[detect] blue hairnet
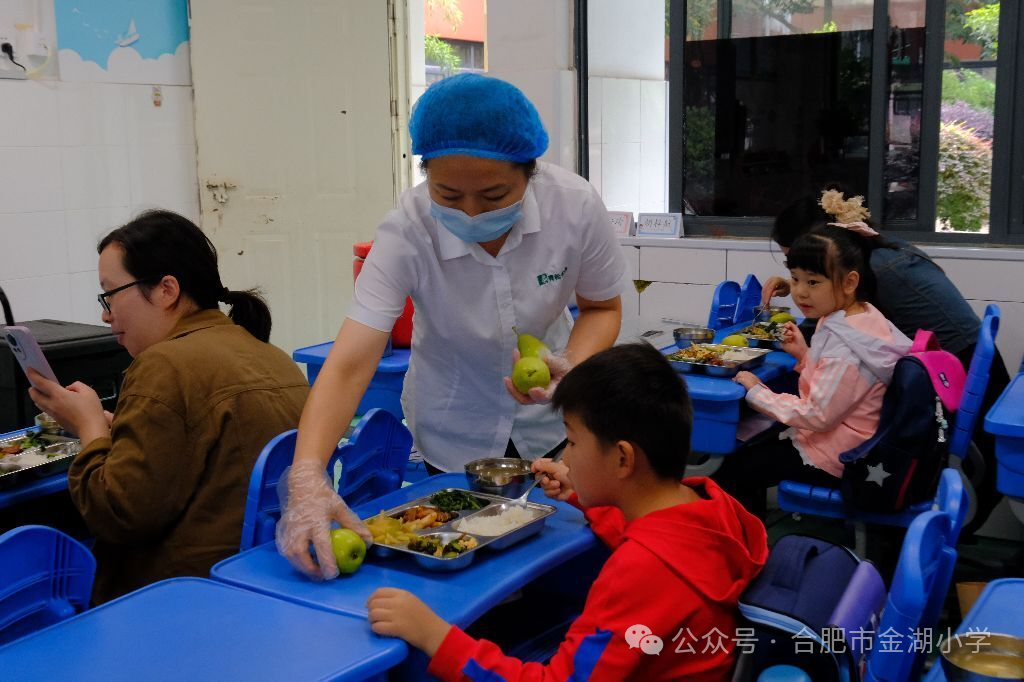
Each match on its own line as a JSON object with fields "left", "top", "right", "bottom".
{"left": 410, "top": 73, "right": 549, "bottom": 163}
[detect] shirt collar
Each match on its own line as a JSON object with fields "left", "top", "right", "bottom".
{"left": 167, "top": 308, "right": 234, "bottom": 340}
{"left": 434, "top": 185, "right": 541, "bottom": 262}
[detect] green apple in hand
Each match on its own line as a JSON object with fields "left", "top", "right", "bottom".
{"left": 512, "top": 356, "right": 551, "bottom": 394}
{"left": 330, "top": 528, "right": 367, "bottom": 574}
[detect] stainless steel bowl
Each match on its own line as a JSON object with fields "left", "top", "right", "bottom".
{"left": 464, "top": 457, "right": 535, "bottom": 498}
{"left": 941, "top": 633, "right": 1024, "bottom": 681}
{"left": 673, "top": 324, "right": 714, "bottom": 349}
{"left": 754, "top": 305, "right": 792, "bottom": 322}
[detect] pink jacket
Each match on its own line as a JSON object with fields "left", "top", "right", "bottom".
{"left": 746, "top": 304, "right": 912, "bottom": 476}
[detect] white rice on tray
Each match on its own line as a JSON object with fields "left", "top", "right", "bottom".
{"left": 455, "top": 507, "right": 536, "bottom": 536}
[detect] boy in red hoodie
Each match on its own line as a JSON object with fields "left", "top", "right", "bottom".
{"left": 366, "top": 343, "right": 768, "bottom": 681}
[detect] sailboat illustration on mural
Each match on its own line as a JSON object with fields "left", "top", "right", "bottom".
{"left": 116, "top": 19, "right": 140, "bottom": 48}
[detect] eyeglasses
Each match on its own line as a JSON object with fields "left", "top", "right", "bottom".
{"left": 97, "top": 278, "right": 156, "bottom": 313}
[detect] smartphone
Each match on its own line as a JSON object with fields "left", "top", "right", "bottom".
{"left": 2, "top": 325, "right": 59, "bottom": 385}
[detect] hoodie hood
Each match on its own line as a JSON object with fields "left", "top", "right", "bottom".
{"left": 624, "top": 478, "right": 768, "bottom": 604}
{"left": 818, "top": 304, "right": 912, "bottom": 385}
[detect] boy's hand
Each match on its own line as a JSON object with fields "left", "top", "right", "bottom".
{"left": 532, "top": 457, "right": 574, "bottom": 501}
{"left": 733, "top": 371, "right": 761, "bottom": 390}
{"left": 367, "top": 588, "right": 451, "bottom": 656}
{"left": 779, "top": 321, "right": 808, "bottom": 360}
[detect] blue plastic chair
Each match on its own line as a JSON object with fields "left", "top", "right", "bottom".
{"left": 239, "top": 409, "right": 413, "bottom": 551}
{"left": 777, "top": 305, "right": 1000, "bottom": 542}
{"left": 756, "top": 507, "right": 960, "bottom": 682}
{"left": 708, "top": 280, "right": 742, "bottom": 330}
{"left": 0, "top": 525, "right": 95, "bottom": 645}
{"left": 864, "top": 510, "right": 959, "bottom": 682}
{"left": 736, "top": 274, "right": 763, "bottom": 325}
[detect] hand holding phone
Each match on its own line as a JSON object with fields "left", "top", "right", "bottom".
{"left": 3, "top": 325, "right": 59, "bottom": 386}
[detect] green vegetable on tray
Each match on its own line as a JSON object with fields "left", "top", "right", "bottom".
{"left": 18, "top": 433, "right": 47, "bottom": 450}
{"left": 429, "top": 490, "right": 485, "bottom": 512}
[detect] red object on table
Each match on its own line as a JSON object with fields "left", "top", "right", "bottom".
{"left": 353, "top": 241, "right": 414, "bottom": 348}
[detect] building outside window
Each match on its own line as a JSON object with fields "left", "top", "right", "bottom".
{"left": 665, "top": 1, "right": 1022, "bottom": 243}
{"left": 424, "top": 0, "right": 486, "bottom": 84}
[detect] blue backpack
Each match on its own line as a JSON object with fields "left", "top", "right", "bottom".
{"left": 839, "top": 331, "right": 965, "bottom": 512}
{"left": 734, "top": 535, "right": 886, "bottom": 681}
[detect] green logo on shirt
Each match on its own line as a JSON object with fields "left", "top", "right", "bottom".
{"left": 537, "top": 267, "right": 568, "bottom": 287}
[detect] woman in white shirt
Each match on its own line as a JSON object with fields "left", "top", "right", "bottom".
{"left": 277, "top": 73, "right": 626, "bottom": 580}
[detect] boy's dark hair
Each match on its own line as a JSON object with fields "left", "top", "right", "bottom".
{"left": 785, "top": 224, "right": 878, "bottom": 301}
{"left": 552, "top": 343, "right": 691, "bottom": 480}
{"left": 99, "top": 210, "right": 273, "bottom": 342}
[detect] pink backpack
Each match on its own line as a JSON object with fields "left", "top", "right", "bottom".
{"left": 910, "top": 330, "right": 965, "bottom": 413}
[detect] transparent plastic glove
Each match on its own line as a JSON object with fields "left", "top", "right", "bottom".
{"left": 503, "top": 349, "right": 573, "bottom": 405}
{"left": 275, "top": 459, "right": 372, "bottom": 580}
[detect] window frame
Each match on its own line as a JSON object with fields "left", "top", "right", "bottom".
{"left": 663, "top": 0, "right": 1024, "bottom": 246}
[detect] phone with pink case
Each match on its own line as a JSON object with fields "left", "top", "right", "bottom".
{"left": 3, "top": 325, "right": 59, "bottom": 385}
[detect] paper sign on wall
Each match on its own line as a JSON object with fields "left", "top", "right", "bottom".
{"left": 636, "top": 213, "right": 683, "bottom": 238}
{"left": 608, "top": 211, "right": 634, "bottom": 237}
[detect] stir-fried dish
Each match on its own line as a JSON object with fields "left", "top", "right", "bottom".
{"left": 666, "top": 346, "right": 726, "bottom": 366}
{"left": 430, "top": 490, "right": 486, "bottom": 512}
{"left": 408, "top": 533, "right": 479, "bottom": 559}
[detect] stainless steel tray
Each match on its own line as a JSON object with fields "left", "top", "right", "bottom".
{"left": 0, "top": 432, "right": 81, "bottom": 490}
{"left": 666, "top": 344, "right": 772, "bottom": 377}
{"left": 363, "top": 488, "right": 556, "bottom": 571}
{"left": 737, "top": 323, "right": 784, "bottom": 350}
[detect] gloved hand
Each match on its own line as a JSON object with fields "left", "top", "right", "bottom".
{"left": 275, "top": 459, "right": 373, "bottom": 580}
{"left": 503, "top": 349, "right": 573, "bottom": 405}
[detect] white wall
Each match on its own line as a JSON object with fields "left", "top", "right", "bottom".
{"left": 486, "top": 0, "right": 576, "bottom": 170}
{"left": 0, "top": 78, "right": 199, "bottom": 326}
{"left": 587, "top": 0, "right": 667, "bottom": 213}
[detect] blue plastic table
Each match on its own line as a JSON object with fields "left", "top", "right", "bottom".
{"left": 0, "top": 426, "right": 70, "bottom": 511}
{"left": 983, "top": 372, "right": 1024, "bottom": 499}
{"left": 662, "top": 321, "right": 798, "bottom": 454}
{"left": 0, "top": 577, "right": 406, "bottom": 681}
{"left": 294, "top": 343, "right": 410, "bottom": 419}
{"left": 211, "top": 473, "right": 597, "bottom": 627}
{"left": 923, "top": 578, "right": 1024, "bottom": 680}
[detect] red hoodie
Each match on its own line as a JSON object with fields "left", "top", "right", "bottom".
{"left": 427, "top": 477, "right": 769, "bottom": 681}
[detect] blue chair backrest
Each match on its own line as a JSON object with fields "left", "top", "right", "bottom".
{"left": 708, "top": 280, "right": 742, "bottom": 330}
{"left": 736, "top": 274, "right": 763, "bottom": 325}
{"left": 240, "top": 409, "right": 413, "bottom": 551}
{"left": 864, "top": 511, "right": 958, "bottom": 682}
{"left": 329, "top": 408, "right": 413, "bottom": 506}
{"left": 949, "top": 304, "right": 1000, "bottom": 460}
{"left": 0, "top": 525, "right": 95, "bottom": 645}
{"left": 933, "top": 468, "right": 967, "bottom": 545}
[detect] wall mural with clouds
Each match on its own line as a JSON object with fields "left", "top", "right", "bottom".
{"left": 55, "top": 0, "right": 189, "bottom": 85}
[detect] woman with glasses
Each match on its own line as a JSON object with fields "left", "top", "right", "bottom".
{"left": 28, "top": 210, "right": 309, "bottom": 603}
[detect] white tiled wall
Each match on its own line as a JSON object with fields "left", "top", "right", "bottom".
{"left": 0, "top": 79, "right": 199, "bottom": 325}
{"left": 588, "top": 76, "right": 667, "bottom": 214}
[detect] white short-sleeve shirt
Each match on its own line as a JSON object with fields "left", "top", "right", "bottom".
{"left": 348, "top": 162, "right": 627, "bottom": 471}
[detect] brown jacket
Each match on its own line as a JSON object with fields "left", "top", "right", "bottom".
{"left": 68, "top": 310, "right": 309, "bottom": 603}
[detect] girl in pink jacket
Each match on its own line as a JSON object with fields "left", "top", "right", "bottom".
{"left": 715, "top": 221, "right": 912, "bottom": 517}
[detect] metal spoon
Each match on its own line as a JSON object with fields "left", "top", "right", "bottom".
{"left": 510, "top": 440, "right": 567, "bottom": 507}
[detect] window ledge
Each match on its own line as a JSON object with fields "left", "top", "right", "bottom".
{"left": 619, "top": 236, "right": 1024, "bottom": 262}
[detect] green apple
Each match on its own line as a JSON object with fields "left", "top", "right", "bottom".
{"left": 770, "top": 312, "right": 796, "bottom": 324}
{"left": 516, "top": 332, "right": 550, "bottom": 359}
{"left": 511, "top": 356, "right": 551, "bottom": 394}
{"left": 330, "top": 528, "right": 367, "bottom": 574}
{"left": 721, "top": 334, "right": 749, "bottom": 347}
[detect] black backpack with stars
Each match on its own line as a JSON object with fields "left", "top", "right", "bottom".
{"left": 838, "top": 332, "right": 964, "bottom": 513}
